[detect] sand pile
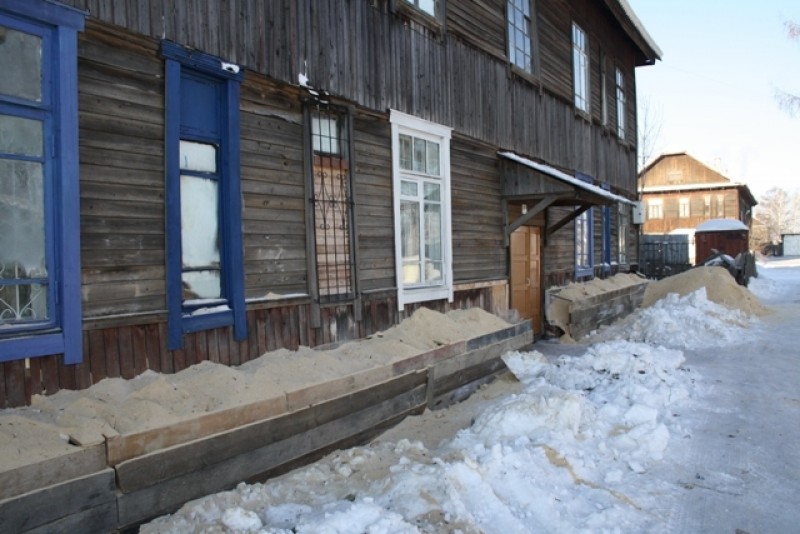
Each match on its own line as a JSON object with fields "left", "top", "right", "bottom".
{"left": 0, "top": 307, "right": 511, "bottom": 473}
{"left": 643, "top": 266, "right": 769, "bottom": 316}
{"left": 546, "top": 273, "right": 648, "bottom": 338}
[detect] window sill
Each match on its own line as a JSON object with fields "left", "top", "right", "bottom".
{"left": 0, "top": 331, "right": 64, "bottom": 363}
{"left": 182, "top": 309, "right": 234, "bottom": 334}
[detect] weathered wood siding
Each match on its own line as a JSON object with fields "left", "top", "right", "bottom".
{"left": 239, "top": 79, "right": 309, "bottom": 299}
{"left": 451, "top": 136, "right": 507, "bottom": 282}
{"left": 78, "top": 23, "right": 166, "bottom": 318}
{"left": 640, "top": 153, "right": 730, "bottom": 188}
{"left": 641, "top": 190, "right": 741, "bottom": 235}
{"left": 639, "top": 154, "right": 754, "bottom": 235}
{"left": 60, "top": 0, "right": 640, "bottom": 191}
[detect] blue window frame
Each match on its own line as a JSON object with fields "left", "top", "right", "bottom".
{"left": 161, "top": 42, "right": 246, "bottom": 350}
{"left": 0, "top": 1, "right": 84, "bottom": 364}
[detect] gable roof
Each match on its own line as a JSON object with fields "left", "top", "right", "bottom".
{"left": 638, "top": 151, "right": 758, "bottom": 206}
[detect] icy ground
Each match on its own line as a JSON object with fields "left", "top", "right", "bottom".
{"left": 142, "top": 258, "right": 800, "bottom": 533}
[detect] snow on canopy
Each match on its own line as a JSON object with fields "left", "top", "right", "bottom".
{"left": 695, "top": 218, "right": 748, "bottom": 232}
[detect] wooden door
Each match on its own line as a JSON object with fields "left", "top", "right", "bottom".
{"left": 510, "top": 226, "right": 542, "bottom": 334}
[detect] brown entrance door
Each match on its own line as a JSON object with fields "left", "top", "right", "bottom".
{"left": 510, "top": 226, "right": 542, "bottom": 334}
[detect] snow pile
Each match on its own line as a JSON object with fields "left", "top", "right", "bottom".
{"left": 144, "top": 339, "right": 695, "bottom": 533}
{"left": 587, "top": 287, "right": 756, "bottom": 349}
{"left": 141, "top": 269, "right": 776, "bottom": 533}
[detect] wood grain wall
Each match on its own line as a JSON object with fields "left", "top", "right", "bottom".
{"left": 60, "top": 0, "right": 642, "bottom": 191}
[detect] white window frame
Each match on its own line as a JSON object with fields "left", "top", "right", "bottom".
{"left": 647, "top": 198, "right": 663, "bottom": 220}
{"left": 390, "top": 110, "right": 453, "bottom": 310}
{"left": 575, "top": 208, "right": 593, "bottom": 278}
{"left": 572, "top": 22, "right": 589, "bottom": 113}
{"left": 679, "top": 197, "right": 690, "bottom": 218}
{"left": 615, "top": 67, "right": 626, "bottom": 139}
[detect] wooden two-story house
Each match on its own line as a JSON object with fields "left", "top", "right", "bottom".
{"left": 0, "top": 0, "right": 660, "bottom": 406}
{"left": 639, "top": 151, "right": 757, "bottom": 235}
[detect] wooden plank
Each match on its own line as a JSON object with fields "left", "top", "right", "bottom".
{"left": 113, "top": 369, "right": 426, "bottom": 486}
{"left": 0, "top": 443, "right": 107, "bottom": 501}
{"left": 118, "top": 326, "right": 136, "bottom": 379}
{"left": 131, "top": 325, "right": 148, "bottom": 376}
{"left": 26, "top": 501, "right": 117, "bottom": 534}
{"left": 117, "top": 380, "right": 427, "bottom": 527}
{"left": 0, "top": 468, "right": 115, "bottom": 533}
{"left": 102, "top": 328, "right": 122, "bottom": 378}
{"left": 157, "top": 322, "right": 173, "bottom": 374}
{"left": 40, "top": 355, "right": 61, "bottom": 396}
{"left": 105, "top": 392, "right": 289, "bottom": 466}
{"left": 143, "top": 323, "right": 162, "bottom": 373}
{"left": 3, "top": 360, "right": 26, "bottom": 407}
{"left": 27, "top": 357, "right": 43, "bottom": 397}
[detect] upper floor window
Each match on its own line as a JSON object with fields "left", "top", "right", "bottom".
{"left": 404, "top": 0, "right": 437, "bottom": 18}
{"left": 703, "top": 195, "right": 711, "bottom": 217}
{"left": 572, "top": 23, "right": 589, "bottom": 113}
{"left": 647, "top": 199, "right": 663, "bottom": 220}
{"left": 162, "top": 42, "right": 247, "bottom": 350}
{"left": 600, "top": 53, "right": 609, "bottom": 126}
{"left": 716, "top": 194, "right": 725, "bottom": 217}
{"left": 390, "top": 110, "right": 453, "bottom": 310}
{"left": 0, "top": 1, "right": 85, "bottom": 364}
{"left": 508, "top": 0, "right": 534, "bottom": 73}
{"left": 679, "top": 197, "right": 690, "bottom": 218}
{"left": 615, "top": 67, "right": 626, "bottom": 139}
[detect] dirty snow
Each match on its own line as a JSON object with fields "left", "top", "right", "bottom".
{"left": 142, "top": 257, "right": 800, "bottom": 533}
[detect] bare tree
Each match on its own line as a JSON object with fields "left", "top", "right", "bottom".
{"left": 755, "top": 187, "right": 800, "bottom": 244}
{"left": 637, "top": 95, "right": 662, "bottom": 170}
{"left": 776, "top": 21, "right": 800, "bottom": 116}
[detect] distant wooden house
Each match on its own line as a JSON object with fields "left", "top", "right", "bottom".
{"left": 0, "top": 0, "right": 660, "bottom": 406}
{"left": 638, "top": 152, "right": 757, "bottom": 235}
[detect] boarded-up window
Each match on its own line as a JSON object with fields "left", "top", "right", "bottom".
{"left": 310, "top": 106, "right": 354, "bottom": 302}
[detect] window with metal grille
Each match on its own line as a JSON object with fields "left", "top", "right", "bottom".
{"left": 309, "top": 104, "right": 354, "bottom": 303}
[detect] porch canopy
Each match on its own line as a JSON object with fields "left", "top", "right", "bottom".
{"left": 498, "top": 151, "right": 635, "bottom": 240}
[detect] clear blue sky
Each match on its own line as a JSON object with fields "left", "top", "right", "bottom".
{"left": 628, "top": 0, "right": 800, "bottom": 199}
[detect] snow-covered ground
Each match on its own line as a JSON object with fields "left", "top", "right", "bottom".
{"left": 142, "top": 258, "right": 800, "bottom": 533}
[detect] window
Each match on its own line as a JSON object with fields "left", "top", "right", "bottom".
{"left": 0, "top": 1, "right": 84, "bottom": 364}
{"left": 703, "top": 195, "right": 711, "bottom": 217}
{"left": 618, "top": 204, "right": 629, "bottom": 265}
{"left": 162, "top": 42, "right": 246, "bottom": 350}
{"left": 390, "top": 110, "right": 452, "bottom": 310}
{"left": 679, "top": 197, "right": 690, "bottom": 218}
{"left": 508, "top": 0, "right": 534, "bottom": 73}
{"left": 600, "top": 53, "right": 609, "bottom": 126}
{"left": 575, "top": 208, "right": 593, "bottom": 277}
{"left": 615, "top": 67, "right": 626, "bottom": 139}
{"left": 572, "top": 23, "right": 589, "bottom": 113}
{"left": 716, "top": 195, "right": 725, "bottom": 217}
{"left": 308, "top": 103, "right": 355, "bottom": 303}
{"left": 647, "top": 199, "right": 663, "bottom": 220}
{"left": 404, "top": 0, "right": 437, "bottom": 18}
